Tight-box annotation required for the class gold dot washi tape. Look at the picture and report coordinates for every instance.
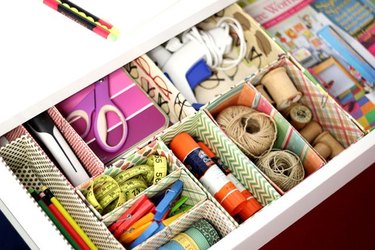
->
[85,155,168,215]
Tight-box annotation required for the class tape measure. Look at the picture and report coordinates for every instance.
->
[85,155,168,215]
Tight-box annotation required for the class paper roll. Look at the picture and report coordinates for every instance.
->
[313,142,332,160]
[313,131,344,158]
[289,103,312,130]
[299,121,322,143]
[261,67,302,110]
[256,84,274,104]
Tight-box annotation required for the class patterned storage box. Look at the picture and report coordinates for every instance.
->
[206,82,326,191]
[159,111,281,220]
[247,56,365,149]
[0,132,123,250]
[137,199,237,249]
[125,3,285,117]
[77,139,183,222]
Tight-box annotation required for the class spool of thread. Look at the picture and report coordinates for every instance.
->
[216,105,277,158]
[313,142,332,160]
[197,142,263,221]
[261,67,302,110]
[255,84,274,104]
[159,219,220,250]
[257,150,305,192]
[299,120,322,143]
[313,131,344,158]
[170,133,246,216]
[289,103,312,130]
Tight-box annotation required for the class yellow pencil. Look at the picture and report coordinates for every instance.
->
[42,186,98,250]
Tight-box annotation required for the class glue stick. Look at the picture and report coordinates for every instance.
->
[170,133,246,216]
[198,142,263,221]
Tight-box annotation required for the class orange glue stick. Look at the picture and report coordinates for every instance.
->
[170,133,246,216]
[197,142,263,221]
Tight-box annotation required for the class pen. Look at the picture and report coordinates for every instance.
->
[42,0,118,41]
[28,188,81,250]
[39,190,90,250]
[42,187,98,250]
[60,0,119,36]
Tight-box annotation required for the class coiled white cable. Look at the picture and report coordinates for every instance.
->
[182,16,247,71]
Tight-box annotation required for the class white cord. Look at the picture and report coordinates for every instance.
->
[181,16,247,71]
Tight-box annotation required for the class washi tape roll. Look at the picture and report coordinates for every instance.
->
[289,103,312,130]
[313,131,344,158]
[190,219,220,247]
[299,120,322,143]
[261,67,302,110]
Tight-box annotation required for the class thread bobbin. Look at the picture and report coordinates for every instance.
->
[314,142,332,160]
[261,67,302,110]
[313,131,344,158]
[299,120,322,143]
[289,103,312,130]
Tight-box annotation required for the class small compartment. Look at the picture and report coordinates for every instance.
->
[0,131,123,249]
[56,66,169,165]
[86,168,208,249]
[206,82,326,192]
[76,139,183,221]
[130,3,285,112]
[138,199,237,249]
[248,56,365,160]
[159,111,281,222]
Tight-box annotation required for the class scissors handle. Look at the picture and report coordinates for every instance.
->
[93,104,128,153]
[66,109,91,138]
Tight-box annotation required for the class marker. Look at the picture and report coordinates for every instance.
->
[42,187,98,250]
[42,0,118,41]
[39,191,90,250]
[28,188,80,250]
[60,0,119,36]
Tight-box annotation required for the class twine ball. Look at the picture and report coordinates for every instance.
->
[257,150,305,191]
[216,105,277,158]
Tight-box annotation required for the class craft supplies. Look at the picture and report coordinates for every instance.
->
[216,105,277,158]
[58,68,169,164]
[289,103,313,130]
[170,132,246,217]
[158,219,221,250]
[257,150,305,192]
[256,84,274,104]
[299,120,323,143]
[313,131,345,159]
[83,155,167,215]
[148,17,246,105]
[261,67,302,110]
[313,142,332,160]
[197,141,262,221]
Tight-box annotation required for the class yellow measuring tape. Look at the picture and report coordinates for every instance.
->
[85,155,168,215]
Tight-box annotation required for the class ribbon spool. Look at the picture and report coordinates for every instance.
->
[313,131,344,159]
[299,120,322,143]
[85,155,167,215]
[257,150,305,192]
[289,103,312,130]
[159,219,220,250]
[261,67,302,110]
[216,105,277,158]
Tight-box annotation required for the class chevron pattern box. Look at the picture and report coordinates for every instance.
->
[124,2,286,119]
[247,56,365,148]
[159,111,281,222]
[137,199,237,250]
[76,139,181,222]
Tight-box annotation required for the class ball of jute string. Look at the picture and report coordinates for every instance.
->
[257,150,305,191]
[216,105,277,158]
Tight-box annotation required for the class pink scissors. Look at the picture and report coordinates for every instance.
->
[67,75,128,152]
